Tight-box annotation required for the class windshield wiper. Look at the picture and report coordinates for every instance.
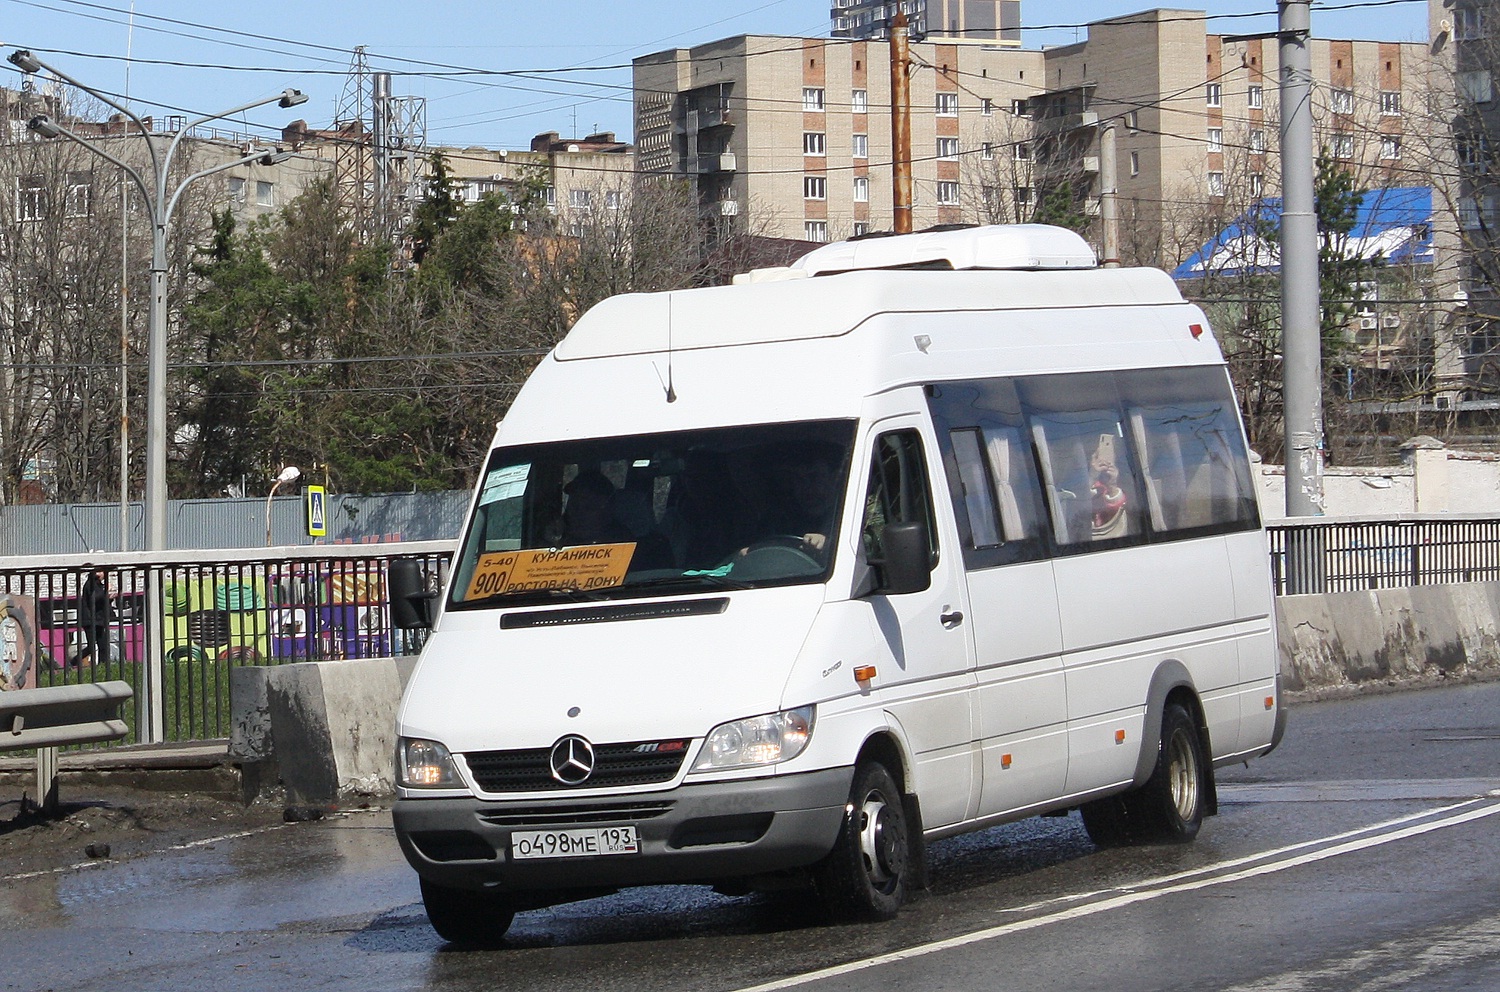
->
[627,572,755,592]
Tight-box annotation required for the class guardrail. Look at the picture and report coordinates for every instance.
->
[1267,516,1500,595]
[0,542,453,747]
[1,680,132,811]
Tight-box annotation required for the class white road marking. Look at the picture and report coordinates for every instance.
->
[728,798,1500,992]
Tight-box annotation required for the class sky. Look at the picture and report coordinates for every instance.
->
[2,0,1431,150]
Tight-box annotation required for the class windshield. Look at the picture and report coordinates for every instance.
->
[449,420,857,608]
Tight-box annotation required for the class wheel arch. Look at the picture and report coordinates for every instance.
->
[1130,661,1217,816]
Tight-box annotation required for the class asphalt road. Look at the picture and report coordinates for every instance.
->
[3,680,1498,992]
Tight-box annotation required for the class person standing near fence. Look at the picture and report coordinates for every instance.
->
[78,565,113,667]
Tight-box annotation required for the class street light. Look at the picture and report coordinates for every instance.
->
[7,49,309,742]
[7,51,309,556]
[265,465,302,547]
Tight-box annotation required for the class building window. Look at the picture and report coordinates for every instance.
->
[1380,135,1402,160]
[1331,88,1354,114]
[981,98,993,116]
[982,142,994,160]
[1015,185,1031,208]
[64,171,92,218]
[853,221,869,236]
[1011,98,1030,117]
[853,176,869,202]
[936,92,958,116]
[937,137,959,160]
[1249,172,1264,197]
[1251,129,1266,154]
[1332,132,1355,159]
[852,133,868,159]
[256,181,274,207]
[15,175,46,221]
[852,89,868,113]
[605,190,622,210]
[1379,90,1401,116]
[1125,110,1139,131]
[1459,134,1491,173]
[543,186,557,207]
[228,176,246,204]
[1013,142,1030,161]
[804,175,827,200]
[1206,83,1222,107]
[1129,150,1140,176]
[1456,7,1485,41]
[936,180,960,205]
[1207,128,1223,152]
[804,132,826,156]
[1248,84,1264,109]
[569,188,592,209]
[1459,70,1493,104]
[803,87,826,112]
[1208,172,1225,196]
[805,220,829,242]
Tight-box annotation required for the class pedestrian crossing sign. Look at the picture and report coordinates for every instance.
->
[305,485,327,537]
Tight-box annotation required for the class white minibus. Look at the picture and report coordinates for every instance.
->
[389,224,1285,944]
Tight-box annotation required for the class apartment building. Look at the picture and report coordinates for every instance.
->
[1429,0,1500,397]
[634,35,1044,243]
[831,0,1021,43]
[633,9,1428,266]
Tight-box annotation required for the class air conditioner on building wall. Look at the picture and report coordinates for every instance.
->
[1383,315,1402,328]
[1359,315,1378,330]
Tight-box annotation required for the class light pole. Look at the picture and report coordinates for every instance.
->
[8,49,307,553]
[265,465,302,547]
[7,49,307,741]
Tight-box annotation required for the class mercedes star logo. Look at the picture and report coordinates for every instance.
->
[549,735,596,785]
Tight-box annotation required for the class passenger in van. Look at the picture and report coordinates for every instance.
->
[558,470,635,548]
[661,454,756,567]
[1089,433,1131,540]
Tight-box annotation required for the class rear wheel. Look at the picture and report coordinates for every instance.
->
[814,762,911,921]
[1081,703,1207,846]
[420,878,516,947]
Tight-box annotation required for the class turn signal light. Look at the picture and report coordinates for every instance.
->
[854,665,877,682]
[1001,753,1013,769]
[1115,729,1127,744]
[1265,696,1276,710]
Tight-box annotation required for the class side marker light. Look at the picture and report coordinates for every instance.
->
[1115,729,1127,744]
[1189,323,1205,339]
[854,665,877,683]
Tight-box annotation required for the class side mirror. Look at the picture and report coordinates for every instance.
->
[877,522,932,595]
[389,558,437,630]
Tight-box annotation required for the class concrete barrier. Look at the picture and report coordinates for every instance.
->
[230,582,1500,804]
[1277,581,1500,692]
[230,656,417,805]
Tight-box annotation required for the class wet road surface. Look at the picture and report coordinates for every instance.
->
[3,680,1498,992]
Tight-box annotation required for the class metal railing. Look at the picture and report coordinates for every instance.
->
[0,542,452,745]
[1267,516,1500,595]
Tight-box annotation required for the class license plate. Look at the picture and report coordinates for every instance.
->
[511,826,639,860]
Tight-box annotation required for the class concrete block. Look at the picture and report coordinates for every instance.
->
[1404,586,1466,675]
[1449,583,1500,674]
[265,663,338,805]
[1326,589,1390,683]
[317,657,402,799]
[1275,594,1344,691]
[227,666,272,761]
[1368,586,1420,680]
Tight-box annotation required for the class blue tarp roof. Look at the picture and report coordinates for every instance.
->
[1172,186,1433,280]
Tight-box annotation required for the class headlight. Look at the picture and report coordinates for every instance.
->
[398,737,461,788]
[693,706,815,771]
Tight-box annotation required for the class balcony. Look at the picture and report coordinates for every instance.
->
[697,153,737,174]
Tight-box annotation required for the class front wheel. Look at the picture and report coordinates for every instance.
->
[420,878,516,947]
[813,762,912,921]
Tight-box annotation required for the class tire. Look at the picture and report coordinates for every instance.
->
[1081,703,1207,847]
[814,762,912,921]
[420,878,516,947]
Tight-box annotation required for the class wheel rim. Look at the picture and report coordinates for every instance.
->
[1167,726,1200,821]
[857,791,906,890]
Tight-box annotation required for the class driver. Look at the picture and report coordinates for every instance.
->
[765,447,842,553]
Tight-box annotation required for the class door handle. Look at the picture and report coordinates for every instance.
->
[940,610,964,628]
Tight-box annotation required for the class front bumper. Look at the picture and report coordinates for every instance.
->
[393,766,853,893]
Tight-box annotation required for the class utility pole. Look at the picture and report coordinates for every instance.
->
[890,11,913,234]
[1099,123,1120,268]
[1279,0,1324,520]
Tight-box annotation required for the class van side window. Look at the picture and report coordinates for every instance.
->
[1021,374,1145,549]
[1119,368,1260,535]
[862,430,938,567]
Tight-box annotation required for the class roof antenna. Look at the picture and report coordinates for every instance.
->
[654,295,677,403]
